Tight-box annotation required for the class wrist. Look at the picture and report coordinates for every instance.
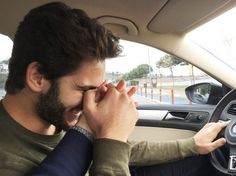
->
[193,136,204,154]
[71,126,94,142]
[96,131,128,142]
[75,114,93,134]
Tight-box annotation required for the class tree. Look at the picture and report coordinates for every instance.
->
[169,55,187,65]
[136,64,153,78]
[156,55,186,87]
[0,59,9,65]
[122,64,153,81]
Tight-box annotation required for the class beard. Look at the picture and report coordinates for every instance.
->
[35,81,69,131]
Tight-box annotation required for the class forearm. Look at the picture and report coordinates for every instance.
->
[31,129,93,176]
[89,139,131,176]
[129,137,198,166]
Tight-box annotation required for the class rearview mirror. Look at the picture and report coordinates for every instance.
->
[185,83,223,105]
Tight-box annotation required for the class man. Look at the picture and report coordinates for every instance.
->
[1,2,138,175]
[0,2,228,176]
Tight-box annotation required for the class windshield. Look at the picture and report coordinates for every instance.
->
[187,7,236,70]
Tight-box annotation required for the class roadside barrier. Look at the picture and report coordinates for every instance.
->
[136,87,190,104]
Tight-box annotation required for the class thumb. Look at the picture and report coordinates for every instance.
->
[211,138,226,151]
[83,89,97,111]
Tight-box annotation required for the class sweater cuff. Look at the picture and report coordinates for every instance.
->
[90,138,131,175]
[177,137,198,158]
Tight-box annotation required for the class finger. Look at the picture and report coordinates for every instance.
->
[213,121,229,132]
[210,138,226,151]
[116,80,126,91]
[99,84,108,92]
[102,83,119,101]
[204,122,215,128]
[95,85,107,102]
[96,83,119,103]
[83,89,97,110]
[206,121,229,128]
[127,86,136,97]
[106,82,116,89]
[218,120,230,127]
[203,122,217,129]
[97,80,107,89]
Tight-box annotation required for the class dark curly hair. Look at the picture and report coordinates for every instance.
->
[5,1,121,94]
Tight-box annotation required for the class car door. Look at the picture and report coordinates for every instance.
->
[105,40,223,143]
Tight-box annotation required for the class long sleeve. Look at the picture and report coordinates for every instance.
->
[89,139,131,176]
[30,133,197,176]
[129,137,198,166]
[31,129,93,176]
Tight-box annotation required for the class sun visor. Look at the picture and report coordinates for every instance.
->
[148,0,236,34]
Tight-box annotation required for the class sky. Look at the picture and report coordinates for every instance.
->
[0,34,13,61]
[105,40,166,73]
[0,6,236,73]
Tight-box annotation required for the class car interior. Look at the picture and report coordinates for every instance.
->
[1,0,236,175]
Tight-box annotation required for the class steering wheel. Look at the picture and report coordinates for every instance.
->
[209,88,236,175]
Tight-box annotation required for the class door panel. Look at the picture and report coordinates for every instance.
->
[129,104,215,141]
[129,126,196,141]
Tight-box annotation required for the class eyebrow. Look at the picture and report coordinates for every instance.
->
[77,85,97,92]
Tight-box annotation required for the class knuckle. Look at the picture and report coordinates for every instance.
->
[120,92,130,101]
[110,86,117,93]
[207,147,213,153]
[212,123,219,129]
[216,122,224,129]
[206,144,214,152]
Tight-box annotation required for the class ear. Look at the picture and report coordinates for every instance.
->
[26,62,49,93]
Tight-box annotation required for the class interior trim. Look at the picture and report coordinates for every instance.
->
[129,126,196,141]
[98,16,138,36]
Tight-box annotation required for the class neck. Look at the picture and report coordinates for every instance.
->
[2,91,56,135]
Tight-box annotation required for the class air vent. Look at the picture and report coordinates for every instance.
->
[228,104,236,115]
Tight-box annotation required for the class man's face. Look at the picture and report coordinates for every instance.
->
[36,60,105,130]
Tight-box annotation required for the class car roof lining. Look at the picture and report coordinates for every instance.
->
[2,0,236,40]
[1,0,236,88]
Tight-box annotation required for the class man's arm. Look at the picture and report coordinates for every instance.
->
[31,132,133,176]
[129,138,197,166]
[30,129,92,176]
[89,139,132,176]
[128,121,229,166]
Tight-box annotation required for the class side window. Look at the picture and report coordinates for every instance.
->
[105,40,219,105]
[0,34,12,97]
